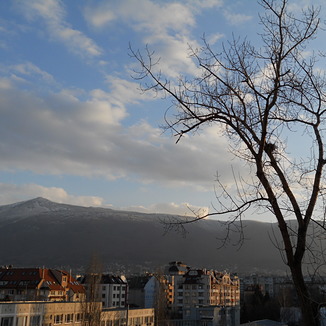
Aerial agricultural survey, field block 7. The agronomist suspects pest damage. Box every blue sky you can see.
[0,0,324,218]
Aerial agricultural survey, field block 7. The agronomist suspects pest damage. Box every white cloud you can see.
[124,202,209,217]
[85,1,195,34]
[84,0,203,78]
[207,33,224,45]
[11,62,56,85]
[192,0,223,9]
[0,67,242,190]
[104,76,150,104]
[16,0,102,58]
[0,183,104,207]
[223,10,252,26]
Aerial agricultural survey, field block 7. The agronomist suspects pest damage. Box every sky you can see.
[0,0,324,219]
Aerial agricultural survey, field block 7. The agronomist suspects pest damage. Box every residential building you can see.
[128,273,174,321]
[127,275,152,308]
[190,305,240,326]
[128,263,240,322]
[0,267,84,302]
[171,268,240,319]
[79,273,128,309]
[0,301,154,326]
[99,275,127,308]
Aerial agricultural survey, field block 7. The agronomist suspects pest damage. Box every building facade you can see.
[170,268,240,319]
[0,301,154,326]
[99,275,127,309]
[0,267,85,302]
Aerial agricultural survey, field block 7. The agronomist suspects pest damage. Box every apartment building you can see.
[0,267,85,302]
[173,269,240,319]
[127,275,153,308]
[79,274,127,309]
[99,275,127,308]
[162,262,241,320]
[0,301,154,326]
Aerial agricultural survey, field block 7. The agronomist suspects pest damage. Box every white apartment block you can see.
[100,275,127,308]
[80,274,127,309]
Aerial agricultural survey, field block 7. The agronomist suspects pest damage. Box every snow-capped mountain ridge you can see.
[0,197,288,274]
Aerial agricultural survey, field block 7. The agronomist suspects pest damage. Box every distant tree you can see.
[153,272,171,326]
[241,286,280,323]
[81,256,103,326]
[131,0,326,325]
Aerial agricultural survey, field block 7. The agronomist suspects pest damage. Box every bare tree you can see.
[131,1,326,325]
[81,256,103,326]
[153,272,172,326]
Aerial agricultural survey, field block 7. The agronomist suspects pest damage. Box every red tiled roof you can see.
[0,267,85,293]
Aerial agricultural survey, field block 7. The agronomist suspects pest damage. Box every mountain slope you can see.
[0,197,285,274]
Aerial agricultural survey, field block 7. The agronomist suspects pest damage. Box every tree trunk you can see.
[290,263,319,326]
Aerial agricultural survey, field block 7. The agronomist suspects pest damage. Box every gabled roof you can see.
[0,267,84,293]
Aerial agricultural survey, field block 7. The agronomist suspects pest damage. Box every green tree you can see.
[131,1,326,325]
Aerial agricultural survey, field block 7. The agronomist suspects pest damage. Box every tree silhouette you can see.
[131,0,326,325]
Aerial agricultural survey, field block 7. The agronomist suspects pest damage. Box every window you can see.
[15,317,26,326]
[65,314,73,323]
[30,316,40,326]
[1,317,13,326]
[54,315,63,324]
[75,314,82,323]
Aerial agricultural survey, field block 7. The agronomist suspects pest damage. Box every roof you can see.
[79,273,127,286]
[0,267,84,293]
[101,274,127,285]
[127,276,152,289]
[241,320,288,326]
[167,261,189,274]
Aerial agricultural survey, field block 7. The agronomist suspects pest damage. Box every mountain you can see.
[0,197,287,274]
